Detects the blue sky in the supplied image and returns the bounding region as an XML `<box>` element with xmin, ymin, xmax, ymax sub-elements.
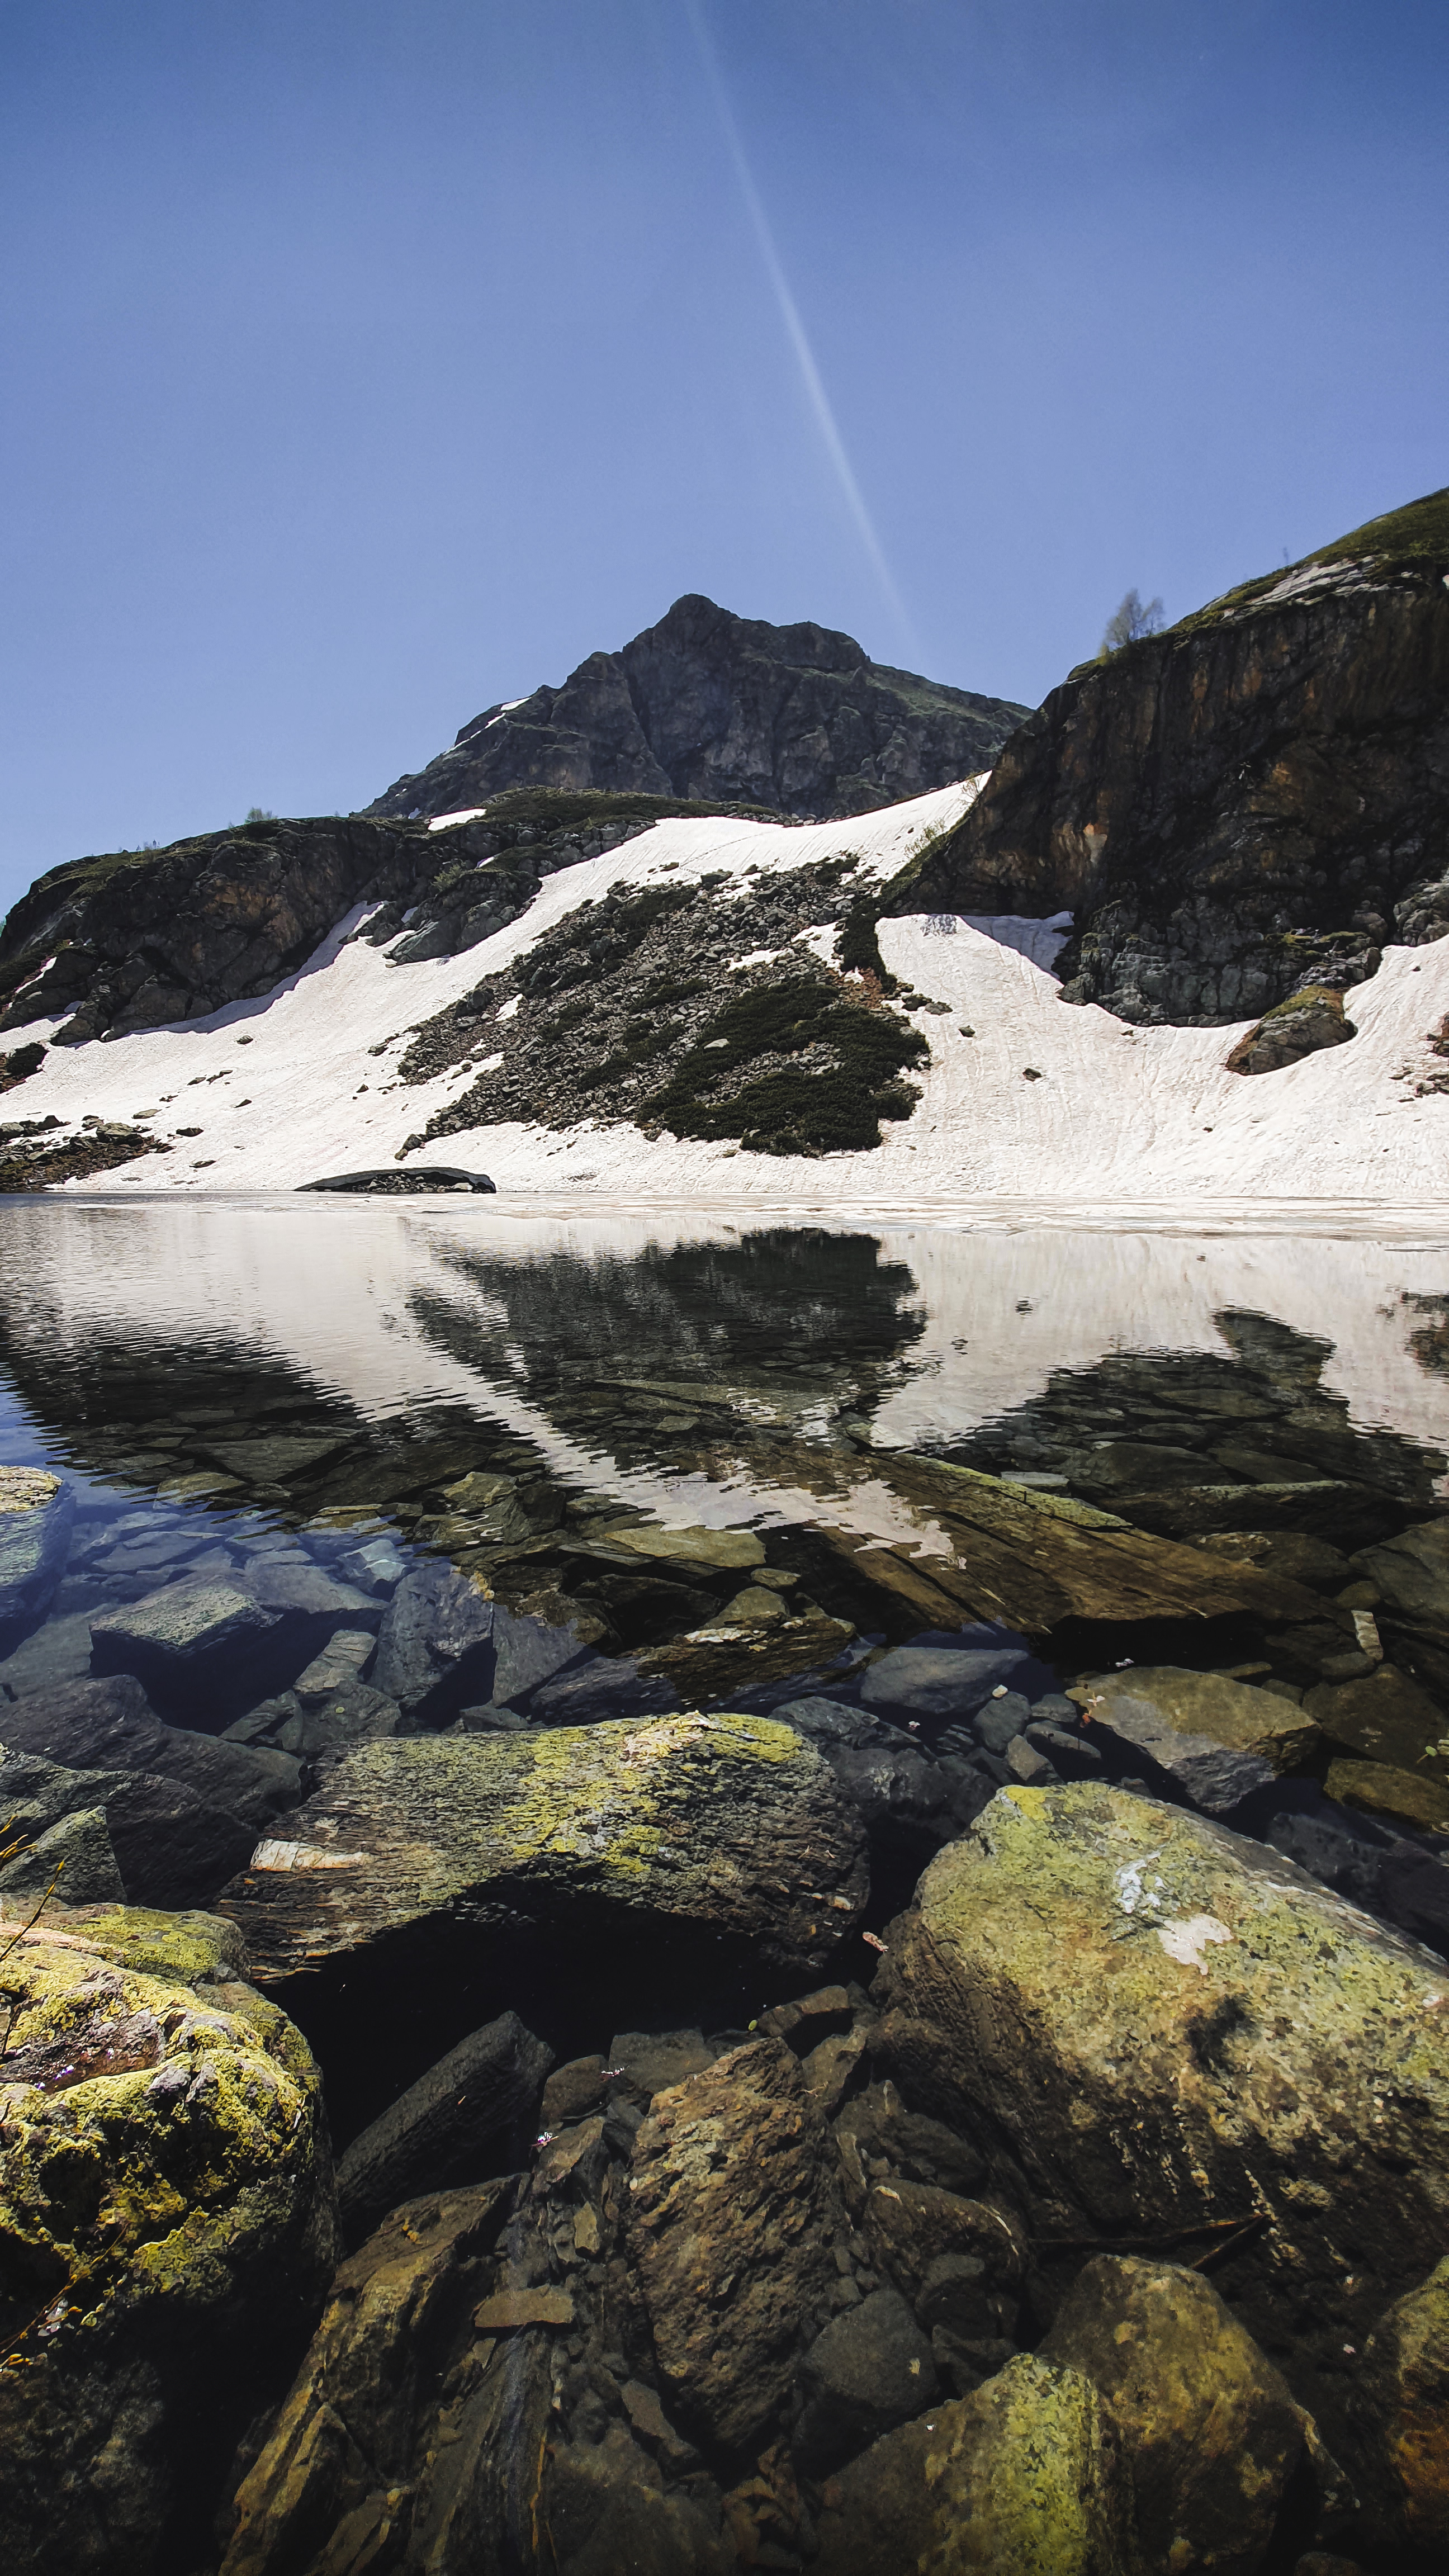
<box><xmin>2</xmin><ymin>1</ymin><xmax>1446</xmax><ymax>906</ymax></box>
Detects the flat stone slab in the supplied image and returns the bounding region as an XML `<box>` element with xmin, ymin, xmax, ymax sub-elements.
<box><xmin>1070</xmin><ymin>1667</ymin><xmax>1323</xmax><ymax>1772</ymax></box>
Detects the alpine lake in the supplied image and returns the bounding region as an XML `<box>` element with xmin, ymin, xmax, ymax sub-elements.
<box><xmin>4</xmin><ymin>1192</ymin><xmax>1449</xmax><ymax>2576</ymax></box>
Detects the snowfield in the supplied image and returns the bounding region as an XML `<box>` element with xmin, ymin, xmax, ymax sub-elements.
<box><xmin>1</xmin><ymin>778</ymin><xmax>1446</xmax><ymax>1210</ymax></box>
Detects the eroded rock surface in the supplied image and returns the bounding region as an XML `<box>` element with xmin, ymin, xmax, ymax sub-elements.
<box><xmin>218</xmin><ymin>1713</ymin><xmax>869</xmax><ymax>1993</ymax></box>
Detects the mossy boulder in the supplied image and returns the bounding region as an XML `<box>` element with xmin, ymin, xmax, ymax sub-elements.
<box><xmin>871</xmin><ymin>1784</ymin><xmax>1449</xmax><ymax>2479</ymax></box>
<box><xmin>1041</xmin><ymin>2255</ymin><xmax>1315</xmax><ymax>2573</ymax></box>
<box><xmin>0</xmin><ymin>1902</ymin><xmax>338</xmax><ymax>2575</ymax></box>
<box><xmin>1225</xmin><ymin>987</ymin><xmax>1356</xmax><ymax>1078</ymax></box>
<box><xmin>219</xmin><ymin>1713</ymin><xmax>868</xmax><ymax>1999</ymax></box>
<box><xmin>812</xmin><ymin>2351</ymin><xmax>1140</xmax><ymax>2574</ymax></box>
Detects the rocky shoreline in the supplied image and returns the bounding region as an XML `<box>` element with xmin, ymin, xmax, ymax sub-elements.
<box><xmin>2</xmin><ymin>1289</ymin><xmax>1449</xmax><ymax>2572</ymax></box>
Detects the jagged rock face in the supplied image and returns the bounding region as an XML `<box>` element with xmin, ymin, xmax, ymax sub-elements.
<box><xmin>0</xmin><ymin>815</ymin><xmax>435</xmax><ymax>1045</ymax></box>
<box><xmin>368</xmin><ymin>594</ymin><xmax>1027</xmax><ymax>823</ymax></box>
<box><xmin>896</xmin><ymin>490</ymin><xmax>1449</xmax><ymax>1024</ymax></box>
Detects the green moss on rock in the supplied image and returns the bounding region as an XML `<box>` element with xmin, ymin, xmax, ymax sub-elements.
<box><xmin>0</xmin><ymin>1909</ymin><xmax>337</xmax><ymax>2575</ymax></box>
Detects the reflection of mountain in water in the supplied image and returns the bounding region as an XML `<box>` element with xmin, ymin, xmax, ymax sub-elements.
<box><xmin>935</xmin><ymin>1309</ymin><xmax>1445</xmax><ymax>1529</ymax></box>
<box><xmin>412</xmin><ymin>1228</ymin><xmax>928</xmax><ymax>1462</ymax></box>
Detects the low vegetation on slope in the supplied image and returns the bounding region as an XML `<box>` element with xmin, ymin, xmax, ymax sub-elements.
<box><xmin>403</xmin><ymin>853</ymin><xmax>935</xmax><ymax>1157</ymax></box>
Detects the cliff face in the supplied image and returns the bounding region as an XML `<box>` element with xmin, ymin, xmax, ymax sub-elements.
<box><xmin>368</xmin><ymin>593</ymin><xmax>1027</xmax><ymax>823</ymax></box>
<box><xmin>0</xmin><ymin>793</ymin><xmax>783</xmax><ymax>1045</ymax></box>
<box><xmin>0</xmin><ymin>817</ymin><xmax>432</xmax><ymax>1044</ymax></box>
<box><xmin>897</xmin><ymin>491</ymin><xmax>1449</xmax><ymax>1023</ymax></box>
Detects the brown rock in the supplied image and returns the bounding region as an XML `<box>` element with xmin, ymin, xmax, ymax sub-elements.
<box><xmin>1069</xmin><ymin>1665</ymin><xmax>1322</xmax><ymax>1771</ymax></box>
<box><xmin>1306</xmin><ymin>1665</ymin><xmax>1449</xmax><ymax>1784</ymax></box>
<box><xmin>221</xmin><ymin>2184</ymin><xmax>510</xmax><ymax>2576</ymax></box>
<box><xmin>1042</xmin><ymin>2255</ymin><xmax>1310</xmax><ymax>2575</ymax></box>
<box><xmin>867</xmin><ymin>2179</ymin><xmax>1026</xmax><ymax>2297</ymax></box>
<box><xmin>625</xmin><ymin>2037</ymin><xmax>834</xmax><ymax>2449</ymax></box>
<box><xmin>1327</xmin><ymin>1759</ymin><xmax>1449</xmax><ymax>1835</ymax></box>
<box><xmin>1358</xmin><ymin>2253</ymin><xmax>1449</xmax><ymax>2550</ymax></box>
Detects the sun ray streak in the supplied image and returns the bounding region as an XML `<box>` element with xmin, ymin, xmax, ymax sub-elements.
<box><xmin>684</xmin><ymin>0</ymin><xmax>921</xmax><ymax>661</ymax></box>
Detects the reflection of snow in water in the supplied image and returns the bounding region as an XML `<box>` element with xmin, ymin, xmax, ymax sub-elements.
<box><xmin>0</xmin><ymin>1201</ymin><xmax>1446</xmax><ymax>1532</ymax></box>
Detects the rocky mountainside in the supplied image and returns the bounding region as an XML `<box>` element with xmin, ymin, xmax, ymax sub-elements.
<box><xmin>0</xmin><ymin>792</ymin><xmax>776</xmax><ymax>1047</ymax></box>
<box><xmin>889</xmin><ymin>487</ymin><xmax>1449</xmax><ymax>1023</ymax></box>
<box><xmin>367</xmin><ymin>593</ymin><xmax>1028</xmax><ymax>823</ymax></box>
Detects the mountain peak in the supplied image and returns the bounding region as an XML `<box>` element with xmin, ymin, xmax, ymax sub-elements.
<box><xmin>370</xmin><ymin>599</ymin><xmax>1027</xmax><ymax>824</ymax></box>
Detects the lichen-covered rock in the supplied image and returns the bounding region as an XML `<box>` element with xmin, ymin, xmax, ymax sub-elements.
<box><xmin>626</xmin><ymin>2037</ymin><xmax>835</xmax><ymax>2450</ymax></box>
<box><xmin>1041</xmin><ymin>2255</ymin><xmax>1311</xmax><ymax>2574</ymax></box>
<box><xmin>219</xmin><ymin>1713</ymin><xmax>868</xmax><ymax>1993</ymax></box>
<box><xmin>1358</xmin><ymin>2253</ymin><xmax>1449</xmax><ymax>2551</ymax></box>
<box><xmin>0</xmin><ymin>1903</ymin><xmax>338</xmax><ymax>2576</ymax></box>
<box><xmin>812</xmin><ymin>2351</ymin><xmax>1140</xmax><ymax>2574</ymax></box>
<box><xmin>871</xmin><ymin>1784</ymin><xmax>1449</xmax><ymax>2471</ymax></box>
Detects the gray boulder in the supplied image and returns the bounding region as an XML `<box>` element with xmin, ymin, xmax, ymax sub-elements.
<box><xmin>1352</xmin><ymin>1517</ymin><xmax>1449</xmax><ymax>1625</ymax></box>
<box><xmin>370</xmin><ymin>1560</ymin><xmax>495</xmax><ymax>1716</ymax></box>
<box><xmin>0</xmin><ymin>1674</ymin><xmax>300</xmax><ymax>1826</ymax></box>
<box><xmin>89</xmin><ymin>1576</ymin><xmax>290</xmax><ymax>1723</ymax></box>
<box><xmin>859</xmin><ymin>1645</ymin><xmax>1033</xmax><ymax>1721</ymax></box>
<box><xmin>0</xmin><ymin>1801</ymin><xmax>124</xmax><ymax>1905</ymax></box>
<box><xmin>337</xmin><ymin>2011</ymin><xmax>553</xmax><ymax>2244</ymax></box>
<box><xmin>794</xmin><ymin>2287</ymin><xmax>939</xmax><ymax>2473</ymax></box>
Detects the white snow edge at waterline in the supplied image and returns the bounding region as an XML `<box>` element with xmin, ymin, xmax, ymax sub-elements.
<box><xmin>0</xmin><ymin>778</ymin><xmax>1444</xmax><ymax>1204</ymax></box>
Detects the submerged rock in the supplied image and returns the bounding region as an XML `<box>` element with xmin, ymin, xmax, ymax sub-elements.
<box><xmin>1041</xmin><ymin>2255</ymin><xmax>1315</xmax><ymax>2574</ymax></box>
<box><xmin>336</xmin><ymin>2010</ymin><xmax>553</xmax><ymax>2244</ymax></box>
<box><xmin>626</xmin><ymin>2037</ymin><xmax>836</xmax><ymax>2450</ymax></box>
<box><xmin>812</xmin><ymin>2351</ymin><xmax>1139</xmax><ymax>2575</ymax></box>
<box><xmin>0</xmin><ymin>1903</ymin><xmax>338</xmax><ymax>2576</ymax></box>
<box><xmin>0</xmin><ymin>1464</ymin><xmax>73</xmax><ymax>1631</ymax></box>
<box><xmin>795</xmin><ymin>2286</ymin><xmax>938</xmax><ymax>2473</ymax></box>
<box><xmin>871</xmin><ymin>1782</ymin><xmax>1449</xmax><ymax>2471</ymax></box>
<box><xmin>219</xmin><ymin>2182</ymin><xmax>514</xmax><ymax>2576</ymax></box>
<box><xmin>1071</xmin><ymin>1666</ymin><xmax>1323</xmax><ymax>1773</ymax></box>
<box><xmin>218</xmin><ymin>1712</ymin><xmax>869</xmax><ymax>1993</ymax></box>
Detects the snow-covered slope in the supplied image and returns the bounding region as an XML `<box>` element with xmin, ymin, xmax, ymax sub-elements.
<box><xmin>2</xmin><ymin>778</ymin><xmax>1446</xmax><ymax>1205</ymax></box>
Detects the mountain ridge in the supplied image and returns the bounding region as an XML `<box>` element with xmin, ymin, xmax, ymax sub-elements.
<box><xmin>367</xmin><ymin>592</ymin><xmax>1028</xmax><ymax>823</ymax></box>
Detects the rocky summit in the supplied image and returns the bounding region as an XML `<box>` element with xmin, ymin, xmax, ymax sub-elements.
<box><xmin>368</xmin><ymin>593</ymin><xmax>1028</xmax><ymax>824</ymax></box>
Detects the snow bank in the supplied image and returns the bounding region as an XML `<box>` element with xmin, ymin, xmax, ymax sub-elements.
<box><xmin>0</xmin><ymin>775</ymin><xmax>1443</xmax><ymax>1210</ymax></box>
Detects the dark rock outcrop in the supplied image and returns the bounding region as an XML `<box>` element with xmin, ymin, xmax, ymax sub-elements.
<box><xmin>892</xmin><ymin>486</ymin><xmax>1449</xmax><ymax>1023</ymax></box>
<box><xmin>1225</xmin><ymin>984</ymin><xmax>1356</xmax><ymax>1074</ymax></box>
<box><xmin>369</xmin><ymin>594</ymin><xmax>1026</xmax><ymax>825</ymax></box>
<box><xmin>0</xmin><ymin>815</ymin><xmax>433</xmax><ymax>1045</ymax></box>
